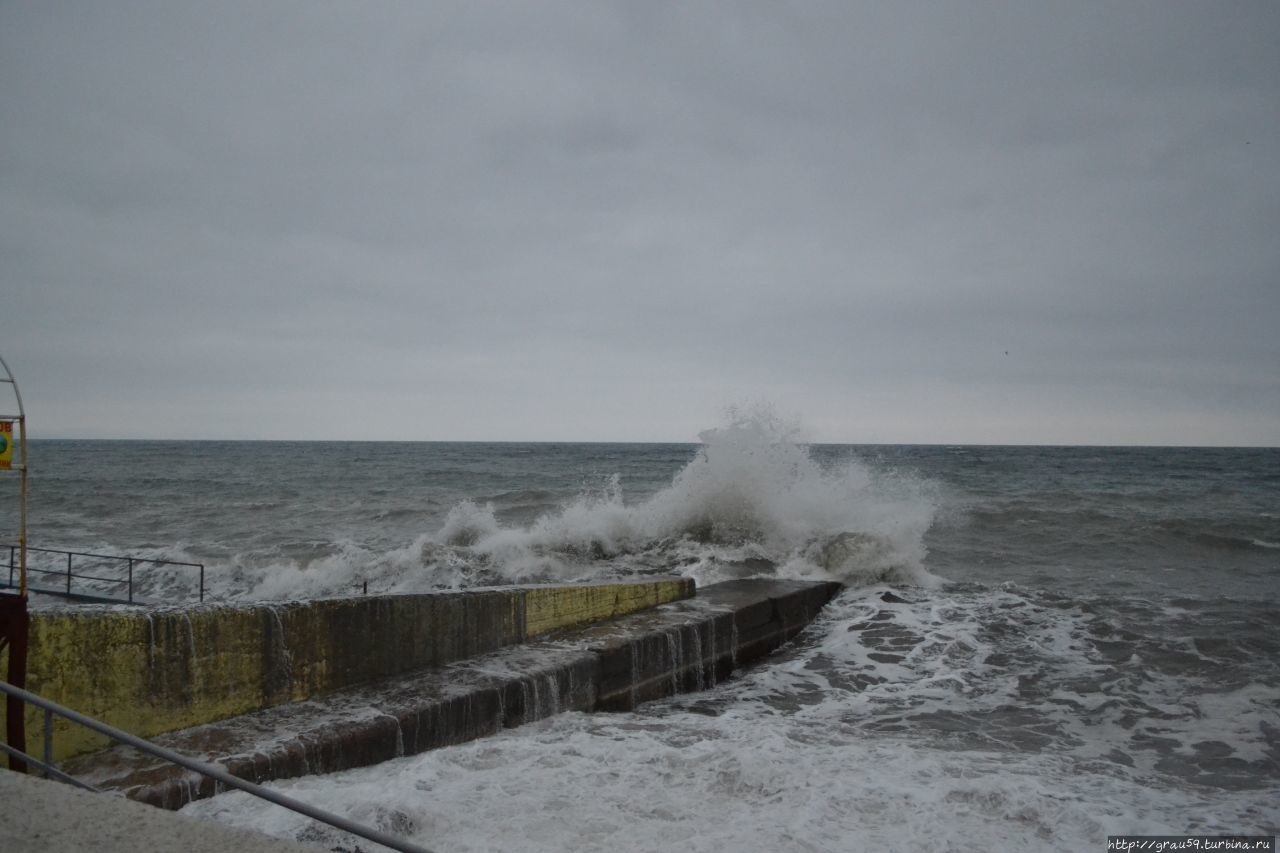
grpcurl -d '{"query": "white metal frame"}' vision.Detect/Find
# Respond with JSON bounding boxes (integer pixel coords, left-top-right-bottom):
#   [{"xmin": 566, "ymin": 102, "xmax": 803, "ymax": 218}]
[{"xmin": 0, "ymin": 353, "xmax": 27, "ymax": 598}]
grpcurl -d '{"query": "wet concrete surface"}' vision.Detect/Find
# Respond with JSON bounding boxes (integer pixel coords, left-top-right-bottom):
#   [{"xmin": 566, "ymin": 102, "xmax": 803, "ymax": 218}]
[
  {"xmin": 0, "ymin": 768, "xmax": 318, "ymax": 853},
  {"xmin": 13, "ymin": 578, "xmax": 692, "ymax": 764},
  {"xmin": 63, "ymin": 579, "xmax": 841, "ymax": 810}
]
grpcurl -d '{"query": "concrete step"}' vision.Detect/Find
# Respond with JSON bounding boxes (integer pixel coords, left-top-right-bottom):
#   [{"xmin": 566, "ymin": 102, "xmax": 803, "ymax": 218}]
[{"xmin": 63, "ymin": 579, "xmax": 841, "ymax": 810}]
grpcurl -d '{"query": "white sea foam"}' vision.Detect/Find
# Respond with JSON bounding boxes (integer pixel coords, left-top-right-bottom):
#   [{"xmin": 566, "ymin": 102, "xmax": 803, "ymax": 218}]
[
  {"xmin": 182, "ymin": 584, "xmax": 1280, "ymax": 851},
  {"xmin": 439, "ymin": 409, "xmax": 940, "ymax": 589},
  {"xmin": 185, "ymin": 725, "xmax": 1276, "ymax": 852},
  {"xmin": 91, "ymin": 410, "xmax": 936, "ymax": 605}
]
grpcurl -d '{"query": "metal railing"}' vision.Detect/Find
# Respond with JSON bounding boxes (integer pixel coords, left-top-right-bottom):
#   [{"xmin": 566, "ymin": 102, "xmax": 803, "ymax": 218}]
[
  {"xmin": 3, "ymin": 545, "xmax": 205, "ymax": 604},
  {"xmin": 0, "ymin": 679, "xmax": 434, "ymax": 853}
]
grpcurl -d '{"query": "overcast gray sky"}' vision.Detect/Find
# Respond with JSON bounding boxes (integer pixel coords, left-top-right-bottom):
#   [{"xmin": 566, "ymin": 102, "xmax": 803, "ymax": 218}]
[{"xmin": 2, "ymin": 2, "xmax": 1277, "ymax": 444}]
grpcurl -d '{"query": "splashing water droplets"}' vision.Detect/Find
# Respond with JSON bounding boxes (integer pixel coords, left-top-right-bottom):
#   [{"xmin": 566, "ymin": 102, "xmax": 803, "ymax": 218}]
[
  {"xmin": 121, "ymin": 409, "xmax": 941, "ymax": 604},
  {"xmin": 435, "ymin": 410, "xmax": 940, "ymax": 588}
]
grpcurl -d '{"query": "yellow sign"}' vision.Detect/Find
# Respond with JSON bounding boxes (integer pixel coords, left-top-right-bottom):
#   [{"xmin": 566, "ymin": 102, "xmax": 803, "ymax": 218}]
[{"xmin": 0, "ymin": 420, "xmax": 12, "ymax": 470}]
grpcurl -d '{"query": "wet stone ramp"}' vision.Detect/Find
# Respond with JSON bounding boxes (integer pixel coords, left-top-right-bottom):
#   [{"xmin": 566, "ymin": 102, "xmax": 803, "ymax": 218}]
[
  {"xmin": 13, "ymin": 579, "xmax": 694, "ymax": 764},
  {"xmin": 65, "ymin": 579, "xmax": 841, "ymax": 809}
]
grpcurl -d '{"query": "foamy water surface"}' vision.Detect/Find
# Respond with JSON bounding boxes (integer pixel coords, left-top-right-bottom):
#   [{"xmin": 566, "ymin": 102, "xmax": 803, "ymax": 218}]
[
  {"xmin": 183, "ymin": 582, "xmax": 1279, "ymax": 849},
  {"xmin": 4, "ymin": 414, "xmax": 1277, "ymax": 849}
]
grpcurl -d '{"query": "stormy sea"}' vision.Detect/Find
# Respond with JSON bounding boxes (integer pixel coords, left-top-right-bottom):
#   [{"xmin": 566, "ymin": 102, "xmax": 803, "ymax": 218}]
[{"xmin": 3, "ymin": 413, "xmax": 1277, "ymax": 850}]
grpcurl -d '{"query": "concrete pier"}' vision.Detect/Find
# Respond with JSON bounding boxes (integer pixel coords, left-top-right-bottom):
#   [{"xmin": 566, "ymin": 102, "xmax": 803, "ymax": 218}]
[
  {"xmin": 64, "ymin": 579, "xmax": 840, "ymax": 810},
  {"xmin": 2, "ymin": 579, "xmax": 693, "ymax": 762}
]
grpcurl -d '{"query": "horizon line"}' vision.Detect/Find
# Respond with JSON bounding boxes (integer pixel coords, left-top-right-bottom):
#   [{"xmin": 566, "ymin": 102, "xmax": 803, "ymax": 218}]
[{"xmin": 21, "ymin": 436, "xmax": 1280, "ymax": 450}]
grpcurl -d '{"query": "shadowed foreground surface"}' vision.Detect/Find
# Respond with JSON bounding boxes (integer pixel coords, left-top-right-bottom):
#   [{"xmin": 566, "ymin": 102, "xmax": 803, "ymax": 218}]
[{"xmin": 0, "ymin": 769, "xmax": 315, "ymax": 853}]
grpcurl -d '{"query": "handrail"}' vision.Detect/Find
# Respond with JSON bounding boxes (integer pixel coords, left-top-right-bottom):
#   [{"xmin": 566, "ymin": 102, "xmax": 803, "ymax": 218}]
[
  {"xmin": 0, "ymin": 739, "xmax": 98, "ymax": 790},
  {"xmin": 2, "ymin": 544, "xmax": 205, "ymax": 604},
  {"xmin": 20, "ymin": 544, "xmax": 205, "ymax": 569},
  {"xmin": 0, "ymin": 680, "xmax": 435, "ymax": 853}
]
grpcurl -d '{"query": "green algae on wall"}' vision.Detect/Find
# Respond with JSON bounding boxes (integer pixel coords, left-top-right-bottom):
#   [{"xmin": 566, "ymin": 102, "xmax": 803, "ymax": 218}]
[
  {"xmin": 524, "ymin": 579, "xmax": 692, "ymax": 638},
  {"xmin": 1, "ymin": 579, "xmax": 693, "ymax": 762}
]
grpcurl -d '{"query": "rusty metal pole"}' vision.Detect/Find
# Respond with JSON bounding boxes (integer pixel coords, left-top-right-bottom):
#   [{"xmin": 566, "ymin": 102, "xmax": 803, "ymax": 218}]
[
  {"xmin": 0, "ymin": 596, "xmax": 28, "ymax": 772},
  {"xmin": 18, "ymin": 411, "xmax": 26, "ymax": 598},
  {"xmin": 0, "ymin": 352, "xmax": 29, "ymax": 771},
  {"xmin": 0, "ymin": 353, "xmax": 26, "ymax": 598}
]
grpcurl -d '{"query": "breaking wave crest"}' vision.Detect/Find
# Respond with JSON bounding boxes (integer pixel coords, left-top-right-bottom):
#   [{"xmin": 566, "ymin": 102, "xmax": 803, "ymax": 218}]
[
  {"xmin": 421, "ymin": 410, "xmax": 939, "ymax": 590},
  {"xmin": 38, "ymin": 411, "xmax": 939, "ymax": 605}
]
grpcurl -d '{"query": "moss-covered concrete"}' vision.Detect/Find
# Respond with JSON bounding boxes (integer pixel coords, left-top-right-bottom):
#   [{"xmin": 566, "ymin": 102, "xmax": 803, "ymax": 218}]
[
  {"xmin": 0, "ymin": 579, "xmax": 692, "ymax": 762},
  {"xmin": 64, "ymin": 579, "xmax": 841, "ymax": 810},
  {"xmin": 524, "ymin": 581, "xmax": 692, "ymax": 638}
]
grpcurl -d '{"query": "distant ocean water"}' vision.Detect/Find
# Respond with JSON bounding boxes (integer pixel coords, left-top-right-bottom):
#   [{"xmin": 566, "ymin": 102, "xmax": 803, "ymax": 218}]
[{"xmin": 3, "ymin": 414, "xmax": 1277, "ymax": 849}]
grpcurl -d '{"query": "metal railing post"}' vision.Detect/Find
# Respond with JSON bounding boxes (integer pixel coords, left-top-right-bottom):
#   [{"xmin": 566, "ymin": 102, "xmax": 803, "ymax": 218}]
[{"xmin": 1, "ymin": 544, "xmax": 206, "ymax": 606}]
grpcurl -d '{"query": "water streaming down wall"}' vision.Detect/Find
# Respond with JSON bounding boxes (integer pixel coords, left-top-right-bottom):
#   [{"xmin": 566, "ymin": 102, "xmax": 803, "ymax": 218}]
[
  {"xmin": 64, "ymin": 579, "xmax": 841, "ymax": 810},
  {"xmin": 4, "ymin": 579, "xmax": 693, "ymax": 762}
]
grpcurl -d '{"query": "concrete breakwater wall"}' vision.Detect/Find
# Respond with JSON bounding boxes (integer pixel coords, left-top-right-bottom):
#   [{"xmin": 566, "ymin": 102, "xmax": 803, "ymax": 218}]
[
  {"xmin": 67, "ymin": 579, "xmax": 842, "ymax": 810},
  {"xmin": 2, "ymin": 580, "xmax": 693, "ymax": 762}
]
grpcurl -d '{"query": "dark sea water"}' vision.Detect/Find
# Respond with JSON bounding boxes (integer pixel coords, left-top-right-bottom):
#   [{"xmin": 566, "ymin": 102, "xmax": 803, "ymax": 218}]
[{"xmin": 2, "ymin": 416, "xmax": 1277, "ymax": 849}]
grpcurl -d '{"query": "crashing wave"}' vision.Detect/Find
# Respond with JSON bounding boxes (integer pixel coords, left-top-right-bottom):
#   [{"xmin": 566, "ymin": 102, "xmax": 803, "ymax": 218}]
[{"xmin": 431, "ymin": 409, "xmax": 940, "ymax": 589}]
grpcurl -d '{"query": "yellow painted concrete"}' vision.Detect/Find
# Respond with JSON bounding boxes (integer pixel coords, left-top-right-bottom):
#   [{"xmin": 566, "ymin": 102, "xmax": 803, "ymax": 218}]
[
  {"xmin": 1, "ymin": 580, "xmax": 692, "ymax": 762},
  {"xmin": 7, "ymin": 606, "xmax": 312, "ymax": 761},
  {"xmin": 523, "ymin": 579, "xmax": 693, "ymax": 638}
]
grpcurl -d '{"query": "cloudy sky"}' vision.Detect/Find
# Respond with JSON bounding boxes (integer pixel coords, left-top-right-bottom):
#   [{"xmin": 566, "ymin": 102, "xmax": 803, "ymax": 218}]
[{"xmin": 2, "ymin": 2, "xmax": 1277, "ymax": 444}]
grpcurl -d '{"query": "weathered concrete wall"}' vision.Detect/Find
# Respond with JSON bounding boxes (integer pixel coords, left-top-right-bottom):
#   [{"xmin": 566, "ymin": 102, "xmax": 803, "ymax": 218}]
[
  {"xmin": 65, "ymin": 579, "xmax": 843, "ymax": 810},
  {"xmin": 524, "ymin": 582, "xmax": 691, "ymax": 638},
  {"xmin": 585, "ymin": 579, "xmax": 842, "ymax": 711},
  {"xmin": 1, "ymin": 579, "xmax": 692, "ymax": 762}
]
